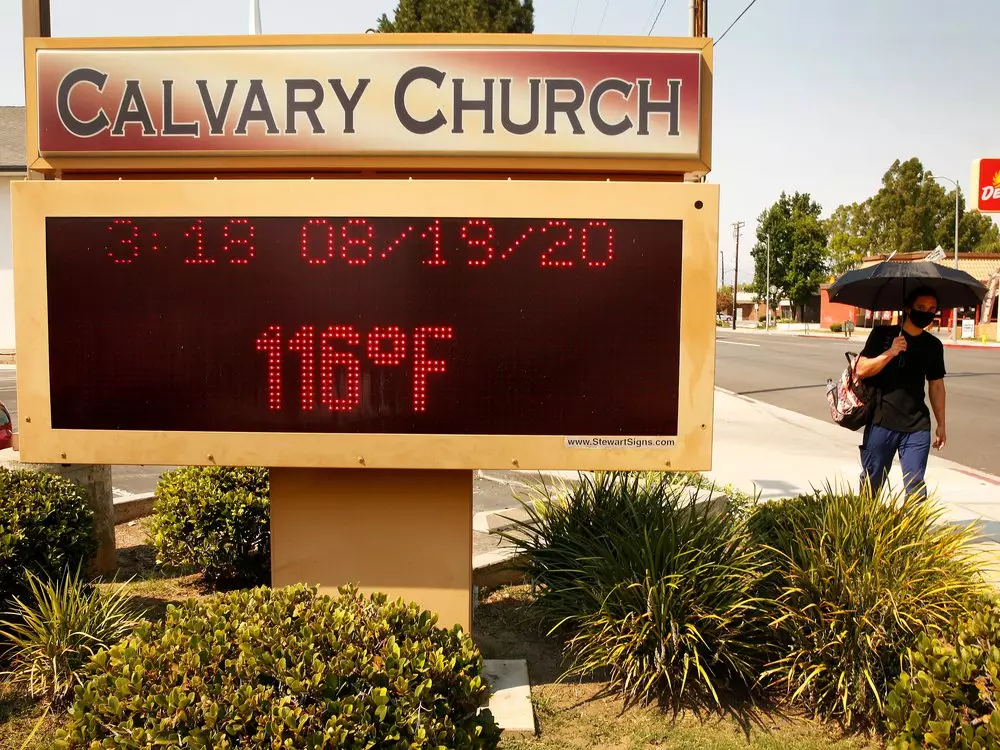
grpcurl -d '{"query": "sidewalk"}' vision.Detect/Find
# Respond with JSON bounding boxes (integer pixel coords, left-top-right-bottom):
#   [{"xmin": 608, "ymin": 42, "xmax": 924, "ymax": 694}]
[
  {"xmin": 709, "ymin": 389, "xmax": 1000, "ymax": 534},
  {"xmin": 725, "ymin": 326, "xmax": 1000, "ymax": 349}
]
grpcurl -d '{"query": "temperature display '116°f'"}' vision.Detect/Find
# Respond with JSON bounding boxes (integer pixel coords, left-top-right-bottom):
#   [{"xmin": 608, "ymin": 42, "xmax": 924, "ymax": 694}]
[{"xmin": 45, "ymin": 213, "xmax": 682, "ymax": 436}]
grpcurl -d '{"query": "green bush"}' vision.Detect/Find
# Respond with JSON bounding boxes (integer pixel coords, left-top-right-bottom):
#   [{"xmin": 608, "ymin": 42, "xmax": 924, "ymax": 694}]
[
  {"xmin": 0, "ymin": 468, "xmax": 96, "ymax": 607},
  {"xmin": 150, "ymin": 466, "xmax": 270, "ymax": 585},
  {"xmin": 55, "ymin": 585, "xmax": 500, "ymax": 749},
  {"xmin": 760, "ymin": 486, "xmax": 983, "ymax": 727},
  {"xmin": 829, "ymin": 322, "xmax": 843, "ymax": 333},
  {"xmin": 0, "ymin": 566, "xmax": 139, "ymax": 704},
  {"xmin": 506, "ymin": 471, "xmax": 769, "ymax": 707},
  {"xmin": 885, "ymin": 602, "xmax": 1000, "ymax": 748}
]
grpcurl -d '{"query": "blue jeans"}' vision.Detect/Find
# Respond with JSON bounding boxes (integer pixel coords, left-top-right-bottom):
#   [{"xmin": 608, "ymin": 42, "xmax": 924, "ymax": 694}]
[{"xmin": 860, "ymin": 423, "xmax": 931, "ymax": 499}]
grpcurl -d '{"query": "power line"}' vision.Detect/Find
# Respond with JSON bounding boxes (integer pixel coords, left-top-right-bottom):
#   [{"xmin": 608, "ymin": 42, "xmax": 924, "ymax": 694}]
[
  {"xmin": 639, "ymin": 0, "xmax": 661, "ymax": 34},
  {"xmin": 597, "ymin": 0, "xmax": 612, "ymax": 32},
  {"xmin": 715, "ymin": 0, "xmax": 760, "ymax": 44},
  {"xmin": 647, "ymin": 0, "xmax": 668, "ymax": 35},
  {"xmin": 570, "ymin": 0, "xmax": 582, "ymax": 32}
]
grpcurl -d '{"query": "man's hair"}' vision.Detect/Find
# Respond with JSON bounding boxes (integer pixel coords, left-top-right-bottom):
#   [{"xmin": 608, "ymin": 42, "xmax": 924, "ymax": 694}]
[{"xmin": 905, "ymin": 286, "xmax": 939, "ymax": 308}]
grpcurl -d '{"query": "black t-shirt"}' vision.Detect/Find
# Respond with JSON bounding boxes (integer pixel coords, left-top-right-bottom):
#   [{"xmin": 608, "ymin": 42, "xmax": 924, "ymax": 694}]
[{"xmin": 860, "ymin": 326, "xmax": 946, "ymax": 433}]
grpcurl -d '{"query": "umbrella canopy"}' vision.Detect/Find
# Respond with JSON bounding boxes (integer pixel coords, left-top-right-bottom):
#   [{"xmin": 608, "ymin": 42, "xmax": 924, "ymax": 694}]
[{"xmin": 827, "ymin": 261, "xmax": 987, "ymax": 311}]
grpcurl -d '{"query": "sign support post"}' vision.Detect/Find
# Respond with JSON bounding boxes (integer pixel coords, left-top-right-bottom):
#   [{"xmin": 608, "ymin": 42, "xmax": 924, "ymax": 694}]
[{"xmin": 270, "ymin": 468, "xmax": 472, "ymax": 629}]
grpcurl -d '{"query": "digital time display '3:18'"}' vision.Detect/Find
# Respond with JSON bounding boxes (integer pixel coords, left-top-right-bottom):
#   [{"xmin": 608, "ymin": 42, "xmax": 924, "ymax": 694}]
[{"xmin": 45, "ymin": 215, "xmax": 683, "ymax": 437}]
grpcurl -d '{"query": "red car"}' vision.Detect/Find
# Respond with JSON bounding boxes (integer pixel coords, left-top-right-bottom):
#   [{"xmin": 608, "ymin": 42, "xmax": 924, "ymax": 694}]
[{"xmin": 0, "ymin": 402, "xmax": 12, "ymax": 451}]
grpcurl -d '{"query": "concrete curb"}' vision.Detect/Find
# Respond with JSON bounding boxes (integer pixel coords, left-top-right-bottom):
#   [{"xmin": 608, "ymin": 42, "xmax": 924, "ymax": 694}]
[
  {"xmin": 482, "ymin": 659, "xmax": 535, "ymax": 736},
  {"xmin": 113, "ymin": 492, "xmax": 155, "ymax": 524},
  {"xmin": 472, "ymin": 547, "xmax": 527, "ymax": 589}
]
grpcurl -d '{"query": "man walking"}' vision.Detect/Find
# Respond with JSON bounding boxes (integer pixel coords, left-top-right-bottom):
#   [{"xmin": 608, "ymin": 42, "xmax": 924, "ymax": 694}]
[{"xmin": 855, "ymin": 288, "xmax": 947, "ymax": 498}]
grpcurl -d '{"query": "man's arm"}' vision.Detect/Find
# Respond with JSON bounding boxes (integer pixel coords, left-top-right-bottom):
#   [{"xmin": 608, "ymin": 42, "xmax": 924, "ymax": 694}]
[
  {"xmin": 929, "ymin": 378, "xmax": 946, "ymax": 449},
  {"xmin": 856, "ymin": 333, "xmax": 907, "ymax": 379}
]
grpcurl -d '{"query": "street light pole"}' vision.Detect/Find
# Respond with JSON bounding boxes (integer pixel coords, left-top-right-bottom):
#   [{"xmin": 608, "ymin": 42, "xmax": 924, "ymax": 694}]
[
  {"xmin": 952, "ymin": 186, "xmax": 960, "ymax": 341},
  {"xmin": 929, "ymin": 174, "xmax": 962, "ymax": 341},
  {"xmin": 765, "ymin": 233, "xmax": 771, "ymax": 332}
]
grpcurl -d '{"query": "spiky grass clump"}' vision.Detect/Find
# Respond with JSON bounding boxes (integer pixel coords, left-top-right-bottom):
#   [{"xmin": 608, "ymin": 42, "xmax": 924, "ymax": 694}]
[
  {"xmin": 0, "ymin": 567, "xmax": 140, "ymax": 705},
  {"xmin": 759, "ymin": 484, "xmax": 983, "ymax": 727},
  {"xmin": 506, "ymin": 471, "xmax": 769, "ymax": 707}
]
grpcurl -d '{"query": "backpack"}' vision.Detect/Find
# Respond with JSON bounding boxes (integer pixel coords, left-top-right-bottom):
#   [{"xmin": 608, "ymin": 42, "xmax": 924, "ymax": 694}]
[{"xmin": 826, "ymin": 351, "xmax": 874, "ymax": 431}]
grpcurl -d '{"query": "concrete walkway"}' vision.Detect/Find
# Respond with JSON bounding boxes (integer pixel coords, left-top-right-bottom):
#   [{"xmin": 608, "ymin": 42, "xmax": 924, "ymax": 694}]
[{"xmin": 709, "ymin": 388, "xmax": 1000, "ymax": 535}]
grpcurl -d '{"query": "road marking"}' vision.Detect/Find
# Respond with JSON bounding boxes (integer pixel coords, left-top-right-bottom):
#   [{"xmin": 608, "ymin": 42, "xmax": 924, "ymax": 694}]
[{"xmin": 717, "ymin": 340, "xmax": 760, "ymax": 347}]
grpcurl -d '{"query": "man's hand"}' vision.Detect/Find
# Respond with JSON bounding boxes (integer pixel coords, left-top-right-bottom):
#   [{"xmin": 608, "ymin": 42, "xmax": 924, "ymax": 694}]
[
  {"xmin": 889, "ymin": 335, "xmax": 908, "ymax": 357},
  {"xmin": 934, "ymin": 425, "xmax": 947, "ymax": 450}
]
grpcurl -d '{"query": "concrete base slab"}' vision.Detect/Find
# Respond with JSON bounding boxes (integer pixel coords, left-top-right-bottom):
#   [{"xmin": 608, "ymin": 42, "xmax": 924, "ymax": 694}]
[{"xmin": 482, "ymin": 659, "xmax": 535, "ymax": 736}]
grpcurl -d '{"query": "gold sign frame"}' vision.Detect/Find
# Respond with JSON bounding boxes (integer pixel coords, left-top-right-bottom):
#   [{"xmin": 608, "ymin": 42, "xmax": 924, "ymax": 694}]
[{"xmin": 13, "ymin": 178, "xmax": 717, "ymax": 470}]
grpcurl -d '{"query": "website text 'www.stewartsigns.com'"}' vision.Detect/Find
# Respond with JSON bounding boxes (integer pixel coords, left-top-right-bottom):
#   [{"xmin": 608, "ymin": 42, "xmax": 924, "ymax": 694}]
[{"xmin": 565, "ymin": 437, "xmax": 677, "ymax": 449}]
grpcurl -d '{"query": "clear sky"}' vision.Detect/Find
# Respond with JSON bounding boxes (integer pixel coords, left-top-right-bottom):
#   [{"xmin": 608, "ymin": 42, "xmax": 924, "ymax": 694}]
[{"xmin": 1, "ymin": 0, "xmax": 996, "ymax": 284}]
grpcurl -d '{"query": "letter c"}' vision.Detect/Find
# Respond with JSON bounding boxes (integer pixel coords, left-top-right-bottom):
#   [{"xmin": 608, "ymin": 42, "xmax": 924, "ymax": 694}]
[
  {"xmin": 56, "ymin": 68, "xmax": 111, "ymax": 138},
  {"xmin": 395, "ymin": 66, "xmax": 447, "ymax": 135}
]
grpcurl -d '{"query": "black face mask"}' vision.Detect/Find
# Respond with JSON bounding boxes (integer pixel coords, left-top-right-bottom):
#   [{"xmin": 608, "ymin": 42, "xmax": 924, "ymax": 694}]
[{"xmin": 908, "ymin": 310, "xmax": 936, "ymax": 329}]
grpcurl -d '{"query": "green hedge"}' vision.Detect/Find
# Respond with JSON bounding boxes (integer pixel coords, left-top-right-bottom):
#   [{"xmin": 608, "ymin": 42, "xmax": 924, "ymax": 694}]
[
  {"xmin": 150, "ymin": 466, "xmax": 270, "ymax": 585},
  {"xmin": 0, "ymin": 467, "xmax": 96, "ymax": 607},
  {"xmin": 886, "ymin": 602, "xmax": 1000, "ymax": 748},
  {"xmin": 56, "ymin": 585, "xmax": 500, "ymax": 749}
]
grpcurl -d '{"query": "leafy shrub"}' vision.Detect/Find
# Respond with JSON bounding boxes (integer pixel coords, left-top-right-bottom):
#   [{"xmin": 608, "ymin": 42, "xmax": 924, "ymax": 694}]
[
  {"xmin": 150, "ymin": 466, "xmax": 270, "ymax": 585},
  {"xmin": 761, "ymin": 485, "xmax": 982, "ymax": 727},
  {"xmin": 506, "ymin": 471, "xmax": 769, "ymax": 707},
  {"xmin": 885, "ymin": 601, "xmax": 1000, "ymax": 748},
  {"xmin": 829, "ymin": 322, "xmax": 843, "ymax": 333},
  {"xmin": 0, "ymin": 468, "xmax": 96, "ymax": 607},
  {"xmin": 55, "ymin": 585, "xmax": 500, "ymax": 749},
  {"xmin": 0, "ymin": 567, "xmax": 139, "ymax": 704}
]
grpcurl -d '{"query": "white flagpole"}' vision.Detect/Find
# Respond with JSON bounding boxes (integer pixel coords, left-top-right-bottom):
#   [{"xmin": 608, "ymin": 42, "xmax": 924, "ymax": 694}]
[{"xmin": 250, "ymin": 0, "xmax": 262, "ymax": 34}]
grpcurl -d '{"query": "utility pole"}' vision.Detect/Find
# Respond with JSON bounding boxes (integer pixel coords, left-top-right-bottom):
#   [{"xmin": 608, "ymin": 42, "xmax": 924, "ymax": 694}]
[
  {"xmin": 731, "ymin": 221, "xmax": 744, "ymax": 330},
  {"xmin": 690, "ymin": 0, "xmax": 708, "ymax": 36}
]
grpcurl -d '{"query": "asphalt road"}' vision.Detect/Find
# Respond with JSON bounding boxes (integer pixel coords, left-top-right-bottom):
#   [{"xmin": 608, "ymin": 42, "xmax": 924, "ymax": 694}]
[{"xmin": 716, "ymin": 331, "xmax": 1000, "ymax": 476}]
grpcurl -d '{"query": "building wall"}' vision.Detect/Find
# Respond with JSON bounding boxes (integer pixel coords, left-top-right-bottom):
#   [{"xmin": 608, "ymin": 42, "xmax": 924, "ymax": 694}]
[
  {"xmin": 819, "ymin": 289, "xmax": 857, "ymax": 329},
  {"xmin": 0, "ymin": 176, "xmax": 15, "ymax": 351}
]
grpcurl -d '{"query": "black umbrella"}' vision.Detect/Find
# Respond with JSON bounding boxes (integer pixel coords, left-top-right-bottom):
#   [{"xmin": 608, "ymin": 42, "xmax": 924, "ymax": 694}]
[{"xmin": 827, "ymin": 260, "xmax": 987, "ymax": 311}]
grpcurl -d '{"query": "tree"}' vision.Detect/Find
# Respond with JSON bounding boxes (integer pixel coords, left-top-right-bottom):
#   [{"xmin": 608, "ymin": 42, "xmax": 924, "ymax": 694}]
[
  {"xmin": 716, "ymin": 286, "xmax": 733, "ymax": 315},
  {"xmin": 750, "ymin": 192, "xmax": 829, "ymax": 321},
  {"xmin": 375, "ymin": 0, "xmax": 534, "ymax": 33},
  {"xmin": 826, "ymin": 202, "xmax": 870, "ymax": 275},
  {"xmin": 830, "ymin": 158, "xmax": 1000, "ymax": 268}
]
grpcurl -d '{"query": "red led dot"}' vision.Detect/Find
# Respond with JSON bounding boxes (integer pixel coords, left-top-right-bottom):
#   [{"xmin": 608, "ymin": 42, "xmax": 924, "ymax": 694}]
[
  {"xmin": 381, "ymin": 225, "xmax": 415, "ymax": 260},
  {"xmin": 288, "ymin": 325, "xmax": 316, "ymax": 411},
  {"xmin": 583, "ymin": 220, "xmax": 614, "ymax": 268},
  {"xmin": 184, "ymin": 219, "xmax": 214, "ymax": 265},
  {"xmin": 421, "ymin": 219, "xmax": 447, "ymax": 266},
  {"xmin": 224, "ymin": 218, "xmax": 255, "ymax": 265},
  {"xmin": 501, "ymin": 225, "xmax": 535, "ymax": 260},
  {"xmin": 368, "ymin": 326, "xmax": 407, "ymax": 366},
  {"xmin": 106, "ymin": 219, "xmax": 139, "ymax": 264},
  {"xmin": 255, "ymin": 325, "xmax": 283, "ymax": 410},
  {"xmin": 320, "ymin": 325, "xmax": 361, "ymax": 412},
  {"xmin": 541, "ymin": 221, "xmax": 575, "ymax": 268},
  {"xmin": 412, "ymin": 325, "xmax": 453, "ymax": 413},
  {"xmin": 461, "ymin": 219, "xmax": 495, "ymax": 267},
  {"xmin": 341, "ymin": 219, "xmax": 374, "ymax": 266},
  {"xmin": 301, "ymin": 219, "xmax": 335, "ymax": 265}
]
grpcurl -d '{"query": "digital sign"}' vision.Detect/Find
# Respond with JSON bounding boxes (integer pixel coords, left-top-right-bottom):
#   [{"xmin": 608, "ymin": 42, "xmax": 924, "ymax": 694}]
[
  {"xmin": 46, "ymin": 215, "xmax": 681, "ymax": 436},
  {"xmin": 12, "ymin": 179, "xmax": 717, "ymax": 470}
]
